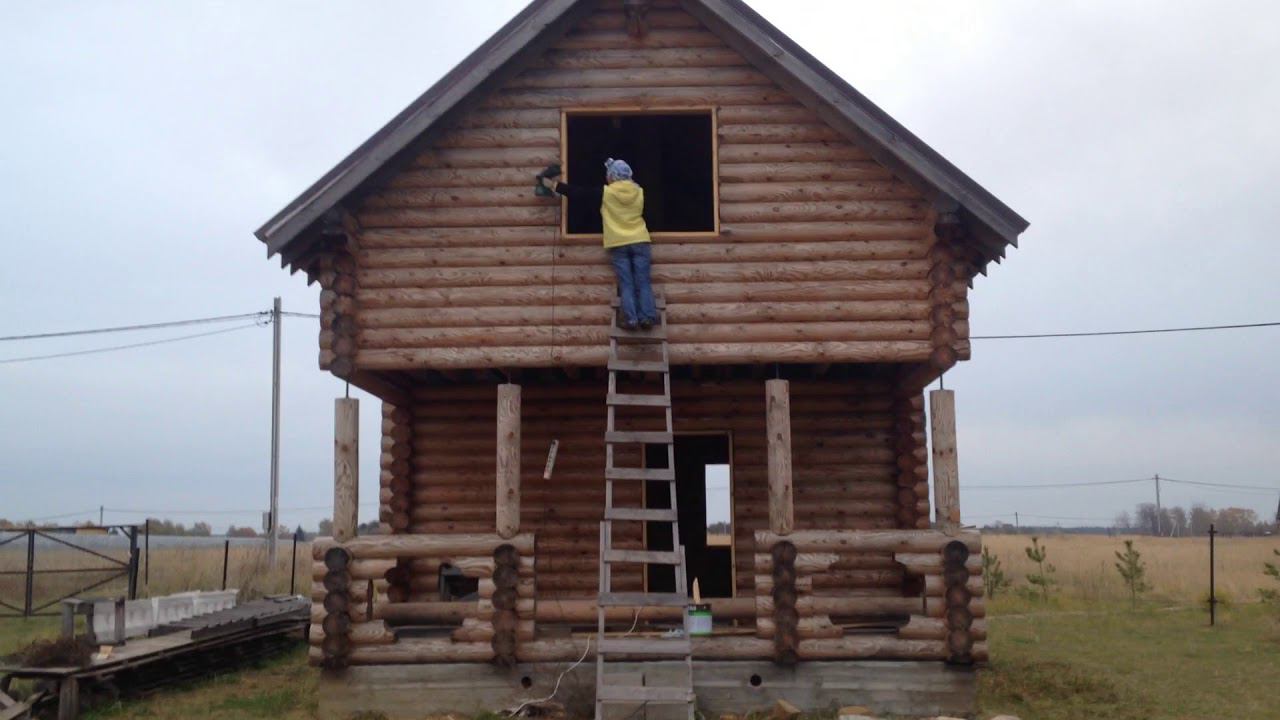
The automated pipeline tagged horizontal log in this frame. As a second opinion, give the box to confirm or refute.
[719,161,896,184]
[356,259,931,289]
[358,239,930,269]
[411,146,558,170]
[533,597,756,623]
[487,85,794,109]
[358,321,931,348]
[431,127,559,150]
[336,638,493,665]
[720,200,927,224]
[720,143,871,164]
[449,108,560,129]
[507,66,772,89]
[357,279,934,309]
[363,185,547,211]
[718,123,848,145]
[756,529,981,554]
[308,620,395,647]
[536,46,746,70]
[755,615,844,640]
[312,533,534,560]
[358,205,557,230]
[572,8,701,32]
[358,299,933,330]
[897,616,987,641]
[719,181,920,204]
[923,575,985,598]
[356,340,935,369]
[551,28,727,51]
[715,104,818,125]
[894,552,983,574]
[924,596,985,619]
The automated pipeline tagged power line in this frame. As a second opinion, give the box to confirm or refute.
[0,311,268,342]
[964,477,1151,490]
[280,311,320,319]
[0,323,264,365]
[1162,477,1278,492]
[972,321,1280,340]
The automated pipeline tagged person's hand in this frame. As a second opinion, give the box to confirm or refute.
[540,176,558,191]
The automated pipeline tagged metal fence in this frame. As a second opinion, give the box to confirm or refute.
[0,525,141,617]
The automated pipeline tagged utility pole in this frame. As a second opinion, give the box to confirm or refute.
[99,506,103,526]
[1153,473,1162,537]
[268,297,282,564]
[1014,512,1019,531]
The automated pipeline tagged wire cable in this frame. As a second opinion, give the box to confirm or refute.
[0,323,263,365]
[0,312,268,342]
[1161,478,1279,492]
[964,477,1151,490]
[972,321,1280,340]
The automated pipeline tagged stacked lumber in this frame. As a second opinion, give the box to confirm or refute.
[338,0,974,371]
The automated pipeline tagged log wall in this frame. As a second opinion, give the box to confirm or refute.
[400,375,919,599]
[338,0,971,372]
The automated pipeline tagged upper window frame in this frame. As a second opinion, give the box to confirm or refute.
[559,107,721,239]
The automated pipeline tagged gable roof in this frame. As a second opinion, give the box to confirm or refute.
[255,0,1028,273]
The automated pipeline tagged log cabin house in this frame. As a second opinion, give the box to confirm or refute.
[254,0,1027,717]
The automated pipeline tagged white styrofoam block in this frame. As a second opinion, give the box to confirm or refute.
[192,589,237,615]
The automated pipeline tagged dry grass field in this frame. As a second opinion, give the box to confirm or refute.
[2,534,1278,719]
[980,533,1277,608]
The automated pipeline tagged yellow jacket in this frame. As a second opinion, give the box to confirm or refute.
[601,180,651,249]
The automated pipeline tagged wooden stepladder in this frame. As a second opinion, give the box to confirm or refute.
[595,295,694,720]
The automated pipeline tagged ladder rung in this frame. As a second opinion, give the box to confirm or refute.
[610,325,667,341]
[598,591,688,607]
[604,431,673,444]
[607,393,670,408]
[607,358,668,373]
[598,637,692,656]
[604,507,678,522]
[603,549,683,565]
[596,685,692,704]
[605,467,675,481]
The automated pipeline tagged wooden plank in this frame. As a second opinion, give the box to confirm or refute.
[604,467,675,481]
[597,637,692,656]
[607,358,668,373]
[603,549,682,565]
[596,685,694,703]
[609,325,667,341]
[929,389,959,530]
[495,384,522,538]
[604,430,674,444]
[597,592,688,607]
[333,398,360,543]
[604,507,677,522]
[606,393,671,408]
[766,379,794,535]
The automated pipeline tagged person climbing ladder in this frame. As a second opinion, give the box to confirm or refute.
[540,158,658,330]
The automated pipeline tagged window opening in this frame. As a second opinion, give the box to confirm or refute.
[563,111,716,235]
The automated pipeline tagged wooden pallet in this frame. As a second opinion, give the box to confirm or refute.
[596,296,694,719]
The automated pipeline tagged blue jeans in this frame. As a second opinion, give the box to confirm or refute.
[609,243,657,326]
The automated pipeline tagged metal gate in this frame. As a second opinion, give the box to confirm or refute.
[0,524,140,617]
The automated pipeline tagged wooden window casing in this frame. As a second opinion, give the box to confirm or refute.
[559,107,721,239]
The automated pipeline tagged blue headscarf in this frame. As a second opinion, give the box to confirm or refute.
[604,157,633,183]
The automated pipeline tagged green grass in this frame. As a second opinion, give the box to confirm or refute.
[979,604,1280,720]
[0,615,62,656]
[6,605,1279,719]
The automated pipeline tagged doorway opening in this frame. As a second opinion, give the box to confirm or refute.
[644,433,734,598]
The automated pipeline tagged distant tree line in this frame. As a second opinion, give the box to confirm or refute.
[1114,503,1273,537]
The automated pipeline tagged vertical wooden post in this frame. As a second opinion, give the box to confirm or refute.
[930,389,960,531]
[765,379,794,535]
[334,397,360,542]
[496,384,522,539]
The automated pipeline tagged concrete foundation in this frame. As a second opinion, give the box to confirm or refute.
[318,660,976,719]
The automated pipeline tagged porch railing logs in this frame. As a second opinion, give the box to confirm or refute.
[754,530,986,663]
[309,533,535,666]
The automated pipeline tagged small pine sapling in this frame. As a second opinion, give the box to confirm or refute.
[1024,536,1056,602]
[1113,539,1150,608]
[981,546,1010,599]
[1261,549,1279,603]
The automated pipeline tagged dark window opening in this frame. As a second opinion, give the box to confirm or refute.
[438,563,478,601]
[564,112,716,235]
[645,434,734,598]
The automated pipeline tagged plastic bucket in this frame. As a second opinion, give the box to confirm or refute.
[684,604,712,636]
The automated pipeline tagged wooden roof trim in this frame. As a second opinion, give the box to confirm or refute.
[256,0,1028,270]
[685,0,1028,261]
[254,0,578,256]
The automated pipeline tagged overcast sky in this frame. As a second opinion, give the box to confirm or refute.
[2,1,1277,533]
